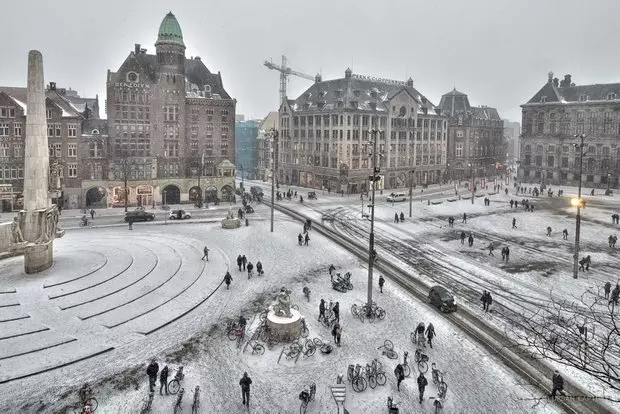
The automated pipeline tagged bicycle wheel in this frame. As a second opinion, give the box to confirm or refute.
[228,330,239,341]
[346,283,353,290]
[300,325,309,338]
[168,379,180,394]
[254,344,265,355]
[418,361,428,373]
[403,364,411,377]
[87,397,98,412]
[306,346,316,357]
[410,332,416,344]
[386,350,398,360]
[377,308,386,320]
[367,313,375,323]
[358,376,367,391]
[313,338,323,346]
[350,304,358,316]
[439,381,448,396]
[368,375,377,389]
[292,304,299,311]
[376,372,387,386]
[384,339,393,349]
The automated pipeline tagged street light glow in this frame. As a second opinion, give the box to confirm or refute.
[571,198,583,207]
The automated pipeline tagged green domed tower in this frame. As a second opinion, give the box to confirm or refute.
[155,12,186,72]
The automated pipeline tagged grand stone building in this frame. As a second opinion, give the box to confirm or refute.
[256,111,279,181]
[520,72,620,188]
[90,11,236,208]
[438,89,506,182]
[0,83,98,211]
[278,69,448,193]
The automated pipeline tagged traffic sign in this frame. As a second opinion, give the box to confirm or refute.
[331,384,346,403]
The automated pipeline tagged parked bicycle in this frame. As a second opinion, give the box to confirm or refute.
[299,383,316,414]
[377,339,398,359]
[243,339,265,355]
[365,360,387,388]
[79,220,94,228]
[228,325,245,348]
[191,386,200,414]
[139,391,154,414]
[414,349,429,373]
[299,318,309,338]
[431,363,448,397]
[351,302,386,323]
[387,396,400,413]
[347,364,367,392]
[278,343,302,363]
[401,351,411,377]
[168,366,185,394]
[173,387,184,414]
[77,384,98,413]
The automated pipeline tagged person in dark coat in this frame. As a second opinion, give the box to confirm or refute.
[159,365,169,395]
[394,364,405,391]
[319,299,326,321]
[550,370,564,399]
[468,233,474,247]
[331,323,342,346]
[223,271,233,289]
[394,213,399,223]
[202,246,209,261]
[400,212,405,222]
[512,218,517,229]
[610,284,620,305]
[237,255,243,271]
[417,372,428,403]
[332,302,340,323]
[146,359,159,392]
[485,292,493,312]
[425,323,436,348]
[460,231,466,245]
[304,233,310,246]
[241,255,247,271]
[247,262,254,279]
[481,290,489,312]
[239,372,252,407]
[298,233,303,245]
[604,281,612,299]
[462,213,467,223]
[256,261,263,275]
[379,275,385,293]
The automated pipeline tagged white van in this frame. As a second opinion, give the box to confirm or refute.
[387,192,407,202]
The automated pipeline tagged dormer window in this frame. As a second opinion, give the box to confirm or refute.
[205,85,211,93]
[578,94,587,102]
[608,93,616,100]
[91,129,100,135]
[127,72,138,82]
[540,96,547,103]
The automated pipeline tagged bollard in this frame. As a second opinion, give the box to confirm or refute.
[246,218,249,226]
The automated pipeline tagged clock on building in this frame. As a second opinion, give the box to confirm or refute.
[127,72,138,82]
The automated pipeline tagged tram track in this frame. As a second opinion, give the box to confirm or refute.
[265,198,611,414]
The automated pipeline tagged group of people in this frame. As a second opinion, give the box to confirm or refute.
[608,234,618,248]
[297,232,310,246]
[612,214,620,225]
[604,282,620,304]
[578,255,592,271]
[146,359,169,395]
[459,231,475,247]
[393,212,406,223]
[233,254,263,280]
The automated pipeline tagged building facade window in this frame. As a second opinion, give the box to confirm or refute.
[0,123,9,136]
[68,124,77,137]
[455,143,463,157]
[54,143,62,158]
[68,143,77,157]
[89,142,102,158]
[46,108,53,119]
[14,123,22,136]
[456,130,463,138]
[0,142,9,157]
[67,163,77,178]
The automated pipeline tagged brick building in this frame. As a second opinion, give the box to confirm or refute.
[95,11,236,208]
[438,88,506,182]
[278,69,448,193]
[0,83,98,211]
[520,72,620,188]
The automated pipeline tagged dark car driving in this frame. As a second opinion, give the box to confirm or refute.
[428,285,457,312]
[124,210,155,222]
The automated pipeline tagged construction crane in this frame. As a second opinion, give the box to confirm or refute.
[264,55,315,105]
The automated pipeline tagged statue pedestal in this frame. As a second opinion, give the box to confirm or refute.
[266,307,303,342]
[24,241,53,274]
[221,218,241,229]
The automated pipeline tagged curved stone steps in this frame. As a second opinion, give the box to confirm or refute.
[0,318,48,341]
[0,296,19,308]
[54,242,160,311]
[0,330,76,360]
[45,246,134,299]
[0,306,29,323]
[42,250,108,288]
[75,239,188,322]
[89,237,205,328]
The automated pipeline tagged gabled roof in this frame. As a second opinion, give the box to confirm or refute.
[288,73,440,115]
[526,81,562,104]
[259,111,279,131]
[438,88,471,116]
[524,74,620,105]
[472,106,501,121]
[0,86,85,118]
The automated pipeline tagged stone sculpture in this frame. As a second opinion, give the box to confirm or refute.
[11,217,24,244]
[273,287,293,318]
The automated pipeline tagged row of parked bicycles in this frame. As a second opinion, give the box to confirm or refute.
[347,358,389,392]
[278,337,334,363]
[351,301,387,322]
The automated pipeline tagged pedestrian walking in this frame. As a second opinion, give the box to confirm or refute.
[90,209,95,220]
[604,281,612,299]
[486,292,493,312]
[512,218,517,229]
[239,372,252,407]
[298,233,303,245]
[505,246,510,261]
[332,302,340,323]
[501,247,506,261]
[425,323,436,349]
[481,290,489,312]
[579,257,586,271]
[202,246,209,261]
[223,271,233,289]
[237,255,243,271]
[547,226,552,237]
[585,255,591,271]
[128,219,133,230]
[159,365,169,395]
[329,264,335,276]
[462,213,467,223]
[417,372,428,403]
[247,262,254,279]
[331,322,342,346]
[256,261,263,275]
[550,370,564,399]
[242,255,247,271]
[304,233,310,246]
[394,364,405,391]
[146,359,159,393]
[610,284,620,306]
[319,299,326,321]
[400,212,405,222]
[563,229,569,240]
[460,231,466,245]
[488,245,494,256]
[468,233,474,247]
[394,213,399,223]
[379,275,385,293]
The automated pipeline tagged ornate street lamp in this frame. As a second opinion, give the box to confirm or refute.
[572,134,587,279]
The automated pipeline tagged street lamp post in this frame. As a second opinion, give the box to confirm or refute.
[367,125,381,316]
[468,162,475,204]
[409,169,415,217]
[572,133,587,279]
[268,129,279,233]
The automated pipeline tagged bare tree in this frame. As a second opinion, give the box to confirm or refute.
[506,288,620,400]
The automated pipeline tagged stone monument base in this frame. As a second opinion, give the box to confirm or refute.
[266,307,303,342]
[24,241,53,274]
[221,218,241,229]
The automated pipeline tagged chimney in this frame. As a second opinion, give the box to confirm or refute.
[406,77,414,87]
[560,74,572,87]
[140,48,147,54]
[345,68,352,78]
[194,56,201,61]
[553,77,559,87]
[134,43,140,54]
[548,71,554,83]
[315,73,322,83]
[49,82,56,91]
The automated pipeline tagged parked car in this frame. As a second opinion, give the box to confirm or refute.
[386,192,407,202]
[169,209,191,220]
[125,210,155,222]
[428,285,457,312]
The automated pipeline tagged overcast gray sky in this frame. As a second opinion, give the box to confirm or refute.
[2,0,619,123]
